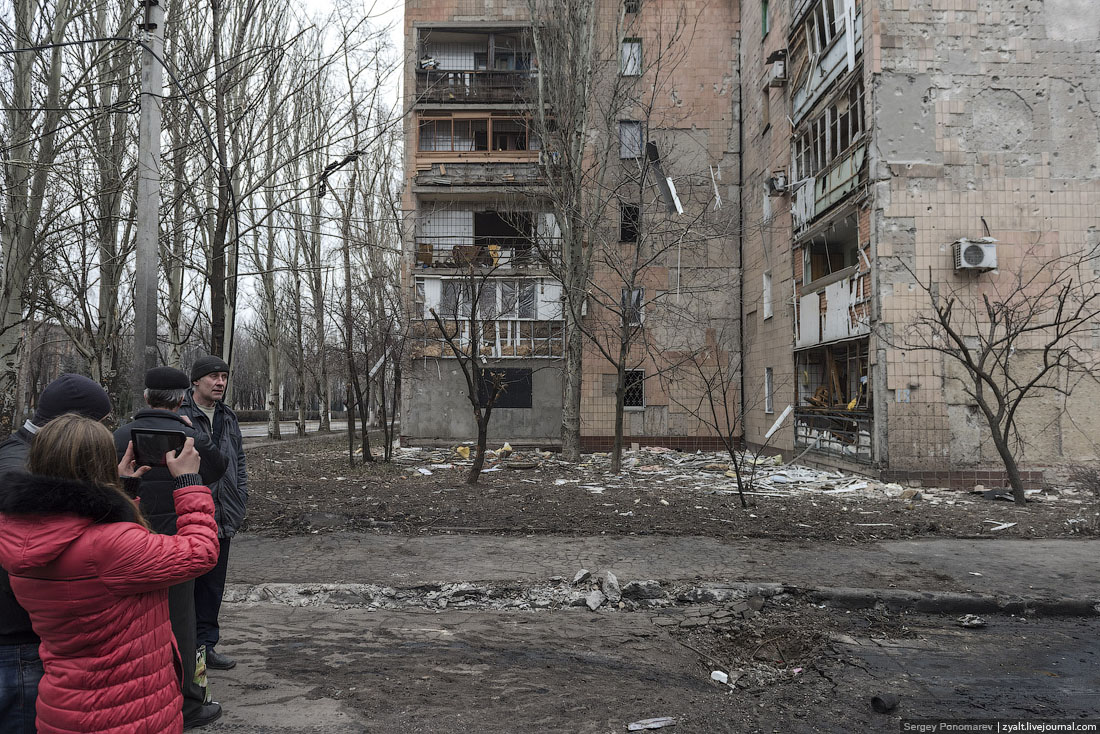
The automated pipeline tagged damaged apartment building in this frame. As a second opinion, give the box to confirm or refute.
[402,0,1100,485]
[401,0,740,449]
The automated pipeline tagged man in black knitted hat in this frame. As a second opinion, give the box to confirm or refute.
[180,355,246,672]
[113,366,227,729]
[0,373,113,729]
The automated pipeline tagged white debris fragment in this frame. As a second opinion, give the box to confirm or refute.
[984,521,1017,532]
[628,717,677,731]
[710,670,729,684]
[416,468,432,476]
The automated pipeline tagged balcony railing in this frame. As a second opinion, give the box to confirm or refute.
[409,318,565,359]
[414,238,561,270]
[794,408,872,463]
[415,70,535,104]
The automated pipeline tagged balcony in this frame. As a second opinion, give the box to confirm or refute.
[792,142,867,233]
[796,266,870,348]
[794,337,872,463]
[415,69,534,104]
[409,319,565,360]
[414,237,561,270]
[789,0,863,125]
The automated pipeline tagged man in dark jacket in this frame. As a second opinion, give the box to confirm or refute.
[179,356,247,672]
[0,374,112,732]
[114,366,227,729]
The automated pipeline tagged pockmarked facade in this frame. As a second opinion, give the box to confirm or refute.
[403,0,1100,486]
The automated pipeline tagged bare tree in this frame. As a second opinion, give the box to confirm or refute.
[898,242,1100,504]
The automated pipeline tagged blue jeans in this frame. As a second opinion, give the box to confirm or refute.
[0,643,41,734]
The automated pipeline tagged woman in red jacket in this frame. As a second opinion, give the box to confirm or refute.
[0,414,220,734]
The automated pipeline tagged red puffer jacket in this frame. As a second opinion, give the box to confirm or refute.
[0,472,219,734]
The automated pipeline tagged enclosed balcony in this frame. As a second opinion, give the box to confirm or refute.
[410,276,565,359]
[415,28,534,104]
[413,208,561,271]
[789,0,864,125]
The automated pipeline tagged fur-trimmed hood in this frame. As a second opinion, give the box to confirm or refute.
[0,472,140,524]
[0,472,142,573]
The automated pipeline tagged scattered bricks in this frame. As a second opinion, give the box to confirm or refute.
[622,580,666,600]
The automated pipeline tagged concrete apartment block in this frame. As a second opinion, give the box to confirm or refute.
[402,0,1100,487]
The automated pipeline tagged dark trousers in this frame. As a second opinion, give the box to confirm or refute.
[194,536,231,651]
[169,580,206,719]
[0,642,41,734]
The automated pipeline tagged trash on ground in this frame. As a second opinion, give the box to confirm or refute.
[627,717,677,731]
[710,670,729,684]
[956,614,987,628]
[984,520,1017,531]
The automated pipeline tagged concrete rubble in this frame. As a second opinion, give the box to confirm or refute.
[223,576,777,626]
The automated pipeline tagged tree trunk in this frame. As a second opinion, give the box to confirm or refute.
[468,417,489,484]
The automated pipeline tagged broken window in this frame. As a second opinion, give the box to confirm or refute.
[765,367,774,414]
[477,281,498,319]
[440,280,466,318]
[763,271,773,319]
[414,279,426,318]
[620,202,640,242]
[518,281,537,319]
[620,39,642,76]
[417,115,535,152]
[793,78,864,178]
[761,86,771,130]
[477,368,533,408]
[621,287,644,326]
[624,0,640,13]
[619,120,643,159]
[623,370,645,408]
[761,0,769,37]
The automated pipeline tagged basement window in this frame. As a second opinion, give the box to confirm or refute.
[624,370,645,409]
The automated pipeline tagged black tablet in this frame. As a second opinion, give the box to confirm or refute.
[131,428,187,467]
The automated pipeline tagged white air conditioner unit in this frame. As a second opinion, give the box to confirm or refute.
[768,57,788,87]
[953,237,998,271]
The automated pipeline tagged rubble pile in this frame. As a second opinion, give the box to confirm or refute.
[394,443,978,503]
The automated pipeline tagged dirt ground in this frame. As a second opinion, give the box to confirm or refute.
[214,436,1100,732]
[243,435,1099,542]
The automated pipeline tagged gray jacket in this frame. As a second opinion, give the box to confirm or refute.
[179,389,247,537]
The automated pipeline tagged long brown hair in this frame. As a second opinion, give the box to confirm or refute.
[28,413,148,527]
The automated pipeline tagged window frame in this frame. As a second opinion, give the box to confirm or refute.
[618,120,643,159]
[620,202,641,242]
[620,38,643,76]
[764,367,774,414]
[762,270,773,320]
[621,287,645,326]
[623,369,646,409]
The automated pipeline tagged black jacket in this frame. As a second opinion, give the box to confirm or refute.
[0,427,33,478]
[0,426,36,644]
[114,409,227,536]
[178,391,247,537]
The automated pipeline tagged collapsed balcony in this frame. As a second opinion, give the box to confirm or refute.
[794,213,870,348]
[794,338,872,463]
[415,29,534,104]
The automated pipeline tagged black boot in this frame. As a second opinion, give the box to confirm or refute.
[183,702,223,730]
[205,647,237,670]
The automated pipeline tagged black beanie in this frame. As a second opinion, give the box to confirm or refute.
[33,374,112,426]
[145,367,190,390]
[190,355,230,382]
